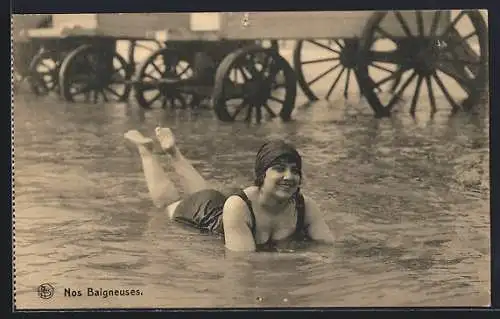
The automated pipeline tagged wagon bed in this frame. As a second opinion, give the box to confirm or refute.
[24,12,452,41]
[141,11,452,41]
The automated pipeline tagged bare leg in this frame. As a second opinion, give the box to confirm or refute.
[124,130,181,209]
[155,127,211,194]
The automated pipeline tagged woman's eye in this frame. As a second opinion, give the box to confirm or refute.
[271,165,299,174]
[272,165,286,172]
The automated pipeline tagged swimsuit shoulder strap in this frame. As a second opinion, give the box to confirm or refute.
[295,193,307,236]
[232,189,257,237]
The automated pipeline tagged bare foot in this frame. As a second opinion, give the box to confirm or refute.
[155,127,177,155]
[124,130,154,153]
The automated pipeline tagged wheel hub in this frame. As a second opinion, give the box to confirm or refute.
[246,79,271,105]
[339,40,359,69]
[339,52,357,69]
[400,38,442,76]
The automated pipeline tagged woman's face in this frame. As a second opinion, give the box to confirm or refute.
[260,159,301,199]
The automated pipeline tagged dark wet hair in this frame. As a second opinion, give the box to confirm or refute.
[254,140,302,187]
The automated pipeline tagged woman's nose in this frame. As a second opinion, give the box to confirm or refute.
[283,169,294,179]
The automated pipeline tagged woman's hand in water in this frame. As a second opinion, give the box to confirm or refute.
[302,195,336,244]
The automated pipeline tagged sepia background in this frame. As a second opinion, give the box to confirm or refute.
[12,11,490,308]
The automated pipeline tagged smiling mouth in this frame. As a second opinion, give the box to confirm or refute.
[278,183,296,189]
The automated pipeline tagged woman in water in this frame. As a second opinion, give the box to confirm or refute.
[125,127,335,252]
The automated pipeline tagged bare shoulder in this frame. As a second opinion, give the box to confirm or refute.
[222,193,256,251]
[222,194,252,226]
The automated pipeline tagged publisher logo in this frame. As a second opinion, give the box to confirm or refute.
[37,283,55,299]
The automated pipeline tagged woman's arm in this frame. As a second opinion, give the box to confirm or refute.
[302,196,335,244]
[222,196,257,252]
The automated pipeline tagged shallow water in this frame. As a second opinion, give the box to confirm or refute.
[13,73,490,308]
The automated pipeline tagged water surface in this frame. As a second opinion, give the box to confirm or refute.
[13,78,490,308]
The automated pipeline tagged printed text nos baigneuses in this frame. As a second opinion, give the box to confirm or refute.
[64,287,143,298]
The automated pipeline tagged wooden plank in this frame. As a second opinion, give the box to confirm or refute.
[52,14,98,29]
[190,13,222,31]
[98,13,191,39]
[97,13,225,41]
[26,27,99,39]
[220,11,451,40]
[20,11,480,42]
[221,11,372,39]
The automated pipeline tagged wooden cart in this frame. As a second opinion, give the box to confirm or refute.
[132,10,488,121]
[13,14,166,100]
[18,11,488,121]
[16,13,275,103]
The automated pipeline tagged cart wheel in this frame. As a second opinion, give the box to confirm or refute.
[293,39,363,101]
[212,45,296,123]
[59,44,132,103]
[28,50,61,96]
[133,47,197,110]
[357,10,488,118]
[128,40,165,73]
